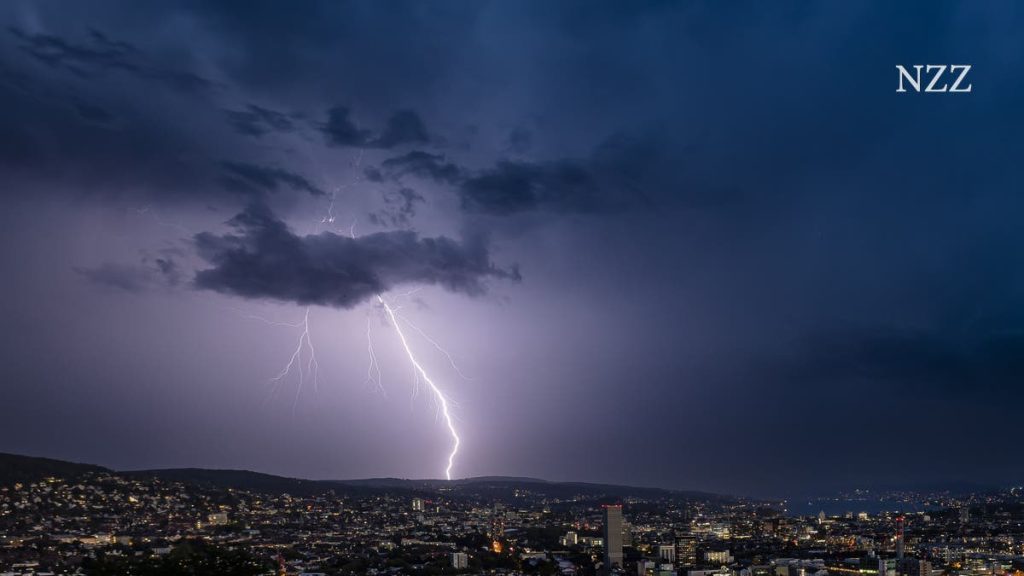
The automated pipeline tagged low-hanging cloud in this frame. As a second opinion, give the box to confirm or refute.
[9,27,212,92]
[322,106,430,149]
[224,104,298,138]
[458,135,658,215]
[219,161,325,197]
[379,150,463,185]
[370,135,662,216]
[368,187,425,228]
[193,202,519,308]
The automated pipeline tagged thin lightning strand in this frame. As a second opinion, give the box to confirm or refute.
[308,165,463,479]
[317,191,338,230]
[309,155,385,404]
[345,214,462,478]
[377,294,461,480]
[364,316,384,396]
[269,307,320,413]
[263,163,359,407]
[394,313,473,381]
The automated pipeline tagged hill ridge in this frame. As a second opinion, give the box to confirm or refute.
[0,451,733,501]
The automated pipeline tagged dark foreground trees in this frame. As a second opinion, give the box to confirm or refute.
[81,540,273,576]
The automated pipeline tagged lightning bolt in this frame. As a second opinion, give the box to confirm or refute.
[268,307,320,414]
[377,294,461,480]
[391,310,472,381]
[237,149,464,479]
[364,316,384,396]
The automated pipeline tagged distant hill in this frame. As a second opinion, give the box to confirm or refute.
[872,481,1001,495]
[0,451,737,504]
[332,476,731,503]
[121,468,440,497]
[0,453,110,485]
[122,468,338,497]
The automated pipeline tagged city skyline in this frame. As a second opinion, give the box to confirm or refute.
[1,449,1018,576]
[2,0,1024,500]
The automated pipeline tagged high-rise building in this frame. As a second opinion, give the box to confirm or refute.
[863,557,897,576]
[412,498,424,512]
[452,552,469,569]
[895,516,905,561]
[658,544,676,563]
[676,535,698,567]
[604,504,624,570]
[901,559,931,576]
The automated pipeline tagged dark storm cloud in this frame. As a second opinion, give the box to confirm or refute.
[9,27,212,92]
[153,256,181,283]
[379,151,463,185]
[0,31,219,202]
[224,104,297,138]
[374,109,430,148]
[370,135,666,217]
[459,135,658,215]
[322,106,430,149]
[1,20,308,206]
[180,0,485,109]
[9,27,137,76]
[321,106,370,147]
[0,72,212,200]
[193,202,518,308]
[505,127,533,154]
[461,161,588,214]
[368,187,425,228]
[219,162,325,198]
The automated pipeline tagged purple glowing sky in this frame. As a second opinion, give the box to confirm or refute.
[1,1,1023,497]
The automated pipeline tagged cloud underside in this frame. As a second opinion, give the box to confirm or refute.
[193,203,518,308]
[374,135,660,216]
[323,106,429,149]
[219,162,325,197]
[9,27,212,91]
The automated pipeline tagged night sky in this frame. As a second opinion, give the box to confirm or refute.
[1,1,1022,499]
